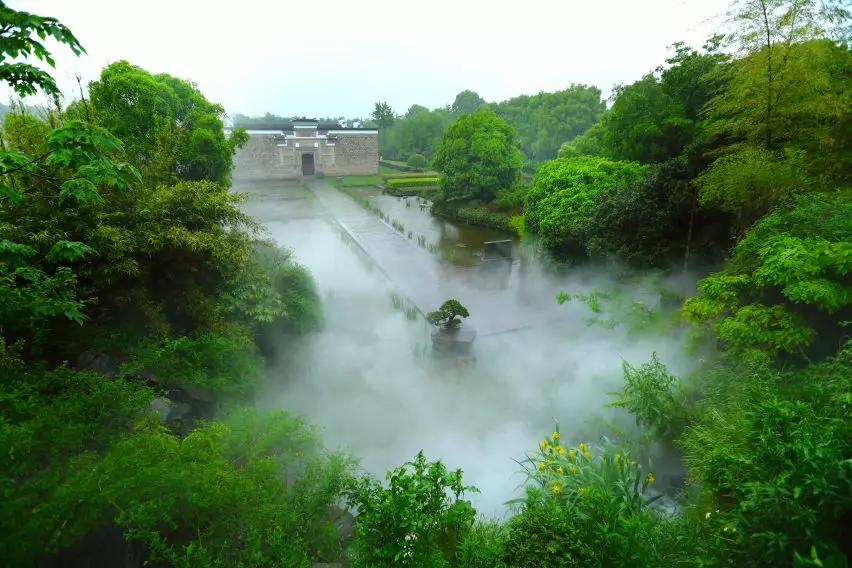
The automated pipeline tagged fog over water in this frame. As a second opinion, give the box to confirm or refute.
[242,179,699,517]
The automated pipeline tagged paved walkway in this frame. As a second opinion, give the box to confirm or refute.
[304,178,568,336]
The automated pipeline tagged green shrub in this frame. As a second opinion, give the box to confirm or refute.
[682,347,852,566]
[607,353,693,444]
[345,451,479,567]
[507,425,681,567]
[122,322,262,397]
[96,408,357,566]
[457,520,508,568]
[524,156,648,255]
[407,153,428,171]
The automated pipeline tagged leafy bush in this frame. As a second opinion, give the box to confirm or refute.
[607,353,693,444]
[407,153,428,170]
[122,322,263,397]
[683,191,852,365]
[584,157,733,268]
[682,346,852,566]
[508,426,686,567]
[345,451,479,567]
[524,156,648,256]
[457,520,508,568]
[94,408,357,566]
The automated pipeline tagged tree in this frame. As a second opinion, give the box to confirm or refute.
[683,191,852,365]
[406,153,427,171]
[426,299,470,330]
[88,61,246,187]
[450,89,486,117]
[584,158,733,268]
[0,3,84,98]
[432,108,521,202]
[371,101,395,130]
[523,156,648,256]
[599,40,730,164]
[491,85,606,167]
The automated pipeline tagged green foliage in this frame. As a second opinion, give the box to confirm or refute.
[491,84,606,167]
[387,176,439,189]
[371,100,395,129]
[682,346,852,566]
[607,354,693,443]
[600,41,730,164]
[407,153,428,170]
[88,61,243,187]
[450,90,487,117]
[432,204,510,231]
[426,299,470,329]
[345,451,479,567]
[584,157,733,268]
[121,323,262,397]
[683,191,852,364]
[524,156,649,255]
[456,520,508,568]
[0,2,84,97]
[97,408,356,566]
[433,108,522,202]
[508,427,680,567]
[0,359,155,564]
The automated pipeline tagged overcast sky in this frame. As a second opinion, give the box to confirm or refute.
[6,0,729,119]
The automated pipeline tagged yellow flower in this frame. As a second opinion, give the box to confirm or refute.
[538,462,545,471]
[556,445,566,455]
[578,442,587,452]
[583,449,591,458]
[568,450,576,459]
[615,453,621,460]
[577,486,584,495]
[557,466,564,474]
[551,482,563,494]
[645,473,655,485]
[569,466,578,474]
[539,440,547,450]
[552,431,560,440]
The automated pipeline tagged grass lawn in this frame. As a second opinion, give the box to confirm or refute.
[338,174,383,187]
[379,165,397,174]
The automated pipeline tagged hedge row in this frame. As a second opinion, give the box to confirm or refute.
[386,177,439,189]
[432,202,511,231]
[381,172,440,182]
[380,160,413,172]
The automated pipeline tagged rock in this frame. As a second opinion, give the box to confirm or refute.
[74,350,118,377]
[147,398,192,423]
[166,381,215,404]
[123,369,158,389]
[431,323,477,356]
[325,505,356,542]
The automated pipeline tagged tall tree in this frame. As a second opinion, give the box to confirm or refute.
[371,101,395,130]
[432,108,521,202]
[450,89,486,117]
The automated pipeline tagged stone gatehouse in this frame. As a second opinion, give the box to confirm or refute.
[229,119,378,180]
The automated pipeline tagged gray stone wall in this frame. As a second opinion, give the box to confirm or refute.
[232,131,379,180]
[326,134,379,176]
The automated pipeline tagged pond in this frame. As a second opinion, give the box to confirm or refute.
[359,187,517,267]
[236,178,697,518]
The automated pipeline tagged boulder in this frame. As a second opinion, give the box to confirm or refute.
[147,398,193,423]
[74,350,118,377]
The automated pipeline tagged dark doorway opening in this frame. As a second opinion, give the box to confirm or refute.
[301,153,315,176]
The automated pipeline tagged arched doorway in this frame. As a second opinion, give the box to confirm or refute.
[301,153,315,176]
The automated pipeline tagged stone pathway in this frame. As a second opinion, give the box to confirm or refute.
[304,178,570,337]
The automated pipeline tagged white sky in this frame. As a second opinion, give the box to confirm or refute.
[5,0,729,119]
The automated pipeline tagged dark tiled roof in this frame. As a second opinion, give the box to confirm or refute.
[229,123,378,131]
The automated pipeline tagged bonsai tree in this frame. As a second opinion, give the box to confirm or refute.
[407,153,428,172]
[426,299,469,330]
